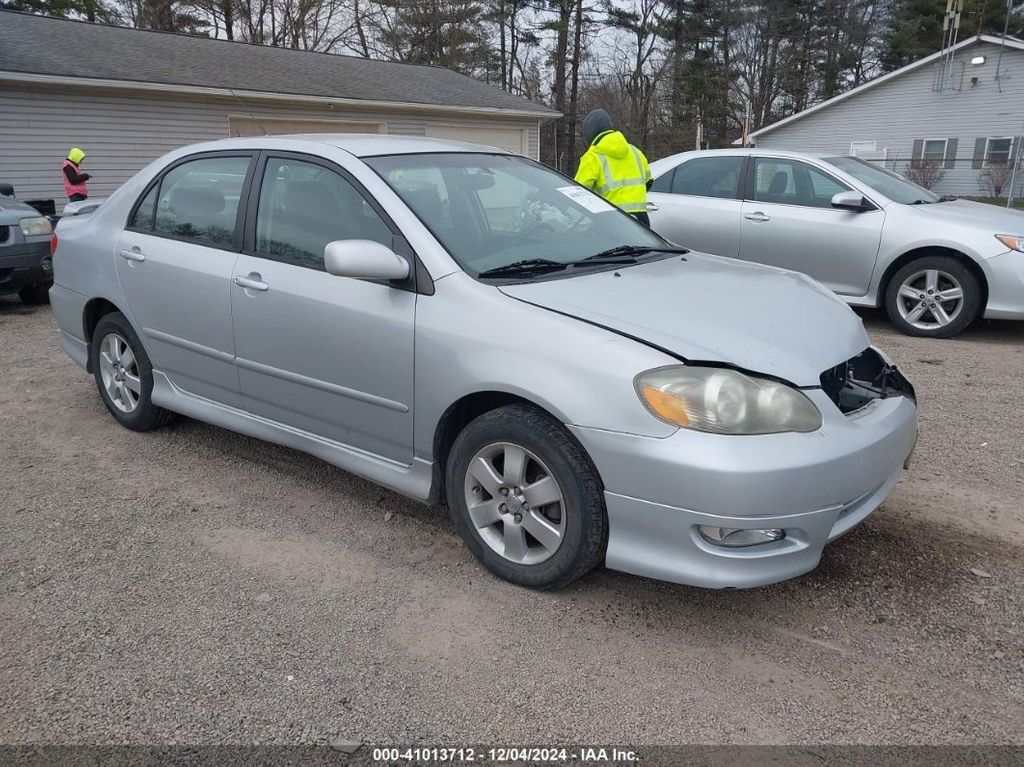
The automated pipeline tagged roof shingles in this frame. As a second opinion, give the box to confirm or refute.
[0,10,556,115]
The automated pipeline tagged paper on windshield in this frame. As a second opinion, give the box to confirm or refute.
[556,186,617,214]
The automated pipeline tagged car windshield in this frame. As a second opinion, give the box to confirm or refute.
[365,152,667,277]
[827,156,941,205]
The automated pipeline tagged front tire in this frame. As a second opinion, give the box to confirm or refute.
[90,312,175,431]
[19,282,51,305]
[884,256,981,338]
[446,404,607,589]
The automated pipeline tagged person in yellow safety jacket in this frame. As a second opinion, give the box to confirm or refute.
[574,109,653,225]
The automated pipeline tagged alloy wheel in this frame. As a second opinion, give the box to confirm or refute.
[98,332,141,413]
[463,441,566,565]
[895,268,965,331]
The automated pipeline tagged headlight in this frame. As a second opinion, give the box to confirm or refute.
[19,216,52,236]
[635,365,822,435]
[995,234,1024,253]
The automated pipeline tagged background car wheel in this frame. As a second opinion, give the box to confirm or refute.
[90,312,176,432]
[18,283,51,305]
[884,256,981,338]
[446,404,607,589]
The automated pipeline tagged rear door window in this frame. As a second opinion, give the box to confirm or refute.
[669,157,744,199]
[152,156,251,247]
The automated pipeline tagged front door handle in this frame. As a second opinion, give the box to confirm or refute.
[233,274,269,292]
[646,201,660,212]
[744,212,770,223]
[119,248,145,262]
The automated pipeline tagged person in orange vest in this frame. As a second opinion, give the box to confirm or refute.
[62,147,91,202]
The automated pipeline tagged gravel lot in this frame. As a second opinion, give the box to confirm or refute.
[1,298,1022,746]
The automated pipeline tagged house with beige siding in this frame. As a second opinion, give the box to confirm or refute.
[746,34,1024,199]
[0,10,555,207]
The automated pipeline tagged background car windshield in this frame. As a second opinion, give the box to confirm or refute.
[827,156,939,204]
[366,153,664,274]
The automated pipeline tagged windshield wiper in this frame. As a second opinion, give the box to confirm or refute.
[477,258,570,279]
[578,244,689,264]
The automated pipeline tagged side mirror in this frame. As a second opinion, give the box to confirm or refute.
[324,240,410,281]
[831,190,870,211]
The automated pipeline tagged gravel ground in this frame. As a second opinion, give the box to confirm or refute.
[1,298,1022,746]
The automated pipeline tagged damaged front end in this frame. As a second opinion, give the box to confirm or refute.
[820,348,916,416]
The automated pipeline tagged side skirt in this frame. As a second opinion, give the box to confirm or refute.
[150,371,434,502]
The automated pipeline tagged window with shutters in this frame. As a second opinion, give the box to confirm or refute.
[984,137,1014,167]
[921,139,948,163]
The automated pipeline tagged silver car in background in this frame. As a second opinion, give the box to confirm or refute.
[51,136,917,590]
[647,149,1024,338]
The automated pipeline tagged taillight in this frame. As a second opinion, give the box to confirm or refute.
[50,232,58,255]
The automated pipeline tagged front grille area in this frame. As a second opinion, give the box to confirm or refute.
[820,348,915,415]
[0,225,10,244]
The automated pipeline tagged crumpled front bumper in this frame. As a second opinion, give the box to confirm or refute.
[570,390,918,589]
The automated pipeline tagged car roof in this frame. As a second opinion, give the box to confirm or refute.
[172,134,517,158]
[649,147,838,174]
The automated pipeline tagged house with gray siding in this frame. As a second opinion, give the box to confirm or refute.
[0,11,556,206]
[746,34,1024,199]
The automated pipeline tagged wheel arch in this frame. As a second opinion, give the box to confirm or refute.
[82,297,126,372]
[429,391,604,505]
[879,246,988,312]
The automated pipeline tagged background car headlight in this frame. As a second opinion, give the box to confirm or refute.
[635,365,822,435]
[19,216,52,237]
[995,234,1024,253]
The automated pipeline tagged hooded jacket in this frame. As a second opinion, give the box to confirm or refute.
[574,130,652,214]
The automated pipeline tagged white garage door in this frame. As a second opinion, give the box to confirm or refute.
[229,116,385,137]
[425,124,527,155]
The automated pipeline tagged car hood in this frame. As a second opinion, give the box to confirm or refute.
[498,253,870,386]
[905,198,1024,231]
[0,194,41,218]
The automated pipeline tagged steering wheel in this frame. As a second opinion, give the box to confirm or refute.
[511,220,557,246]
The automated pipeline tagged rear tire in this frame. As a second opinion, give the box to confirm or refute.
[18,283,51,305]
[884,255,980,338]
[446,404,606,589]
[90,312,176,431]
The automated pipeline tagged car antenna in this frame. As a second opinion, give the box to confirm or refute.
[228,88,269,136]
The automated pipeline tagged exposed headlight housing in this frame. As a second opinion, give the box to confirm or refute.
[19,216,52,237]
[995,234,1024,253]
[635,365,822,435]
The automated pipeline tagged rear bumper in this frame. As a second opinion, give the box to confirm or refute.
[50,284,90,370]
[571,390,918,588]
[0,239,52,293]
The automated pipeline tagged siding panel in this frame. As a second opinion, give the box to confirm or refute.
[0,83,542,200]
[753,42,1024,196]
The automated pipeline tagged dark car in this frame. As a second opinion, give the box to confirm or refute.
[0,188,54,304]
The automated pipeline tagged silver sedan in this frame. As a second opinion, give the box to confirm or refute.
[646,148,1024,338]
[50,136,917,589]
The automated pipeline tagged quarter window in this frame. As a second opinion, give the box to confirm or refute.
[129,184,159,231]
[669,157,744,199]
[152,156,251,247]
[752,158,852,209]
[255,158,393,270]
[984,137,1014,166]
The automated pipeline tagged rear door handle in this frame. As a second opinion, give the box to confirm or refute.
[119,248,145,262]
[233,274,269,292]
[744,212,770,222]
[646,202,660,211]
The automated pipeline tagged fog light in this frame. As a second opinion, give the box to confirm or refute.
[41,255,53,273]
[699,526,785,548]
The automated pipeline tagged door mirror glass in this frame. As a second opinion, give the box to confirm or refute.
[324,240,410,281]
[831,190,868,211]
